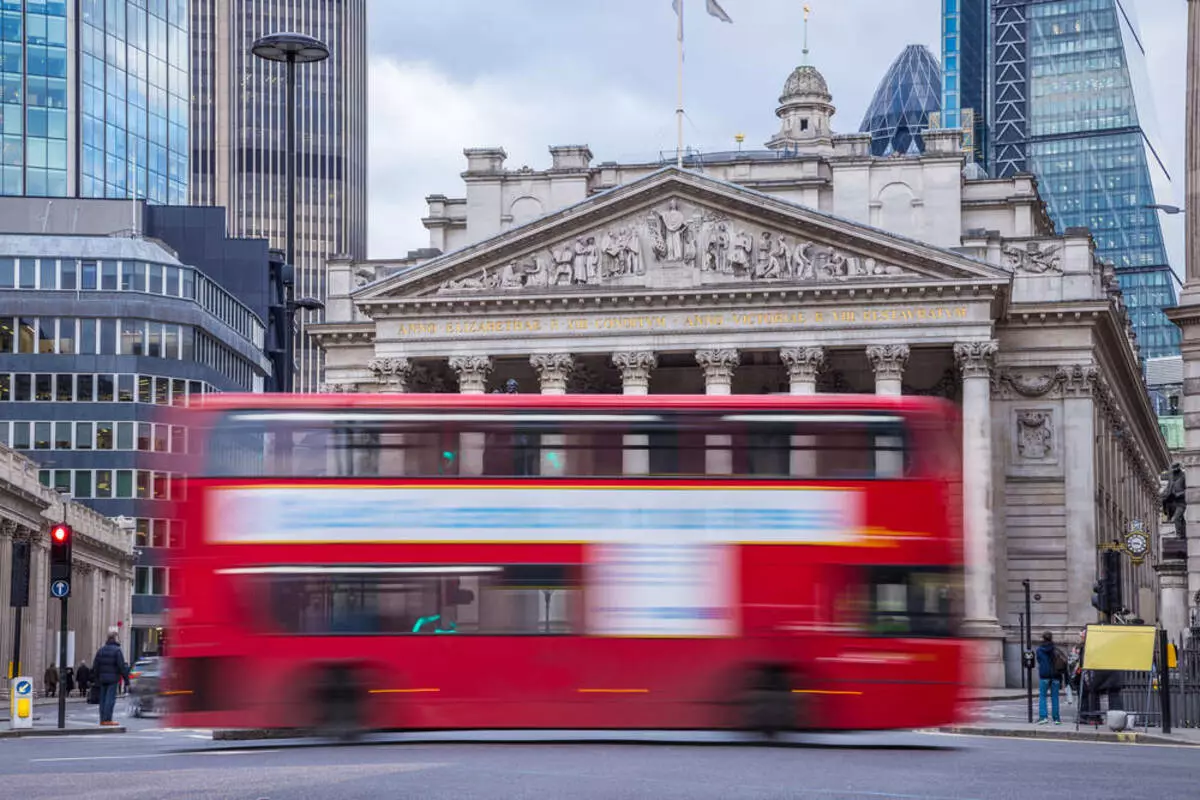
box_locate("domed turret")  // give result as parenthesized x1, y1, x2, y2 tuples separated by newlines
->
(766, 63, 836, 153)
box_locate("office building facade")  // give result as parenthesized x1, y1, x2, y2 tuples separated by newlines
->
(859, 44, 943, 157)
(190, 0, 368, 391)
(942, 0, 1179, 363)
(0, 197, 270, 656)
(0, 0, 189, 202)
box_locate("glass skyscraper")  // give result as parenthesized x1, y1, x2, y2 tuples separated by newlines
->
(940, 0, 989, 168)
(0, 0, 188, 203)
(190, 0, 368, 392)
(942, 0, 1179, 362)
(860, 45, 943, 157)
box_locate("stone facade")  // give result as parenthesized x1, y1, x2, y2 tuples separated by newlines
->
(0, 445, 135, 692)
(312, 64, 1168, 686)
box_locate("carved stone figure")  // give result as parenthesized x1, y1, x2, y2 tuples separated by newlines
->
(770, 235, 790, 278)
(729, 230, 754, 276)
(706, 222, 730, 273)
(1003, 241, 1063, 275)
(660, 199, 687, 261)
(756, 232, 773, 278)
(353, 267, 375, 288)
(552, 245, 575, 285)
(1162, 462, 1187, 539)
(1016, 411, 1053, 459)
(499, 261, 524, 289)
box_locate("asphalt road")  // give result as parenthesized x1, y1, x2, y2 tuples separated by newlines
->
(0, 709, 1196, 799)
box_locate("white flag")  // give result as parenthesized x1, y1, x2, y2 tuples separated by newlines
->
(673, 0, 734, 29)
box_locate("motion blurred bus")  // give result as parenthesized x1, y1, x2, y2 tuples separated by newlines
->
(163, 393, 970, 737)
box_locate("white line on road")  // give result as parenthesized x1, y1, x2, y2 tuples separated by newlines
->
(31, 748, 281, 764)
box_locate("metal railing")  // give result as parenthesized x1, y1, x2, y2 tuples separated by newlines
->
(1105, 635, 1200, 729)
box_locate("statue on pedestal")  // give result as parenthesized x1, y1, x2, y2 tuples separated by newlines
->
(1161, 462, 1187, 539)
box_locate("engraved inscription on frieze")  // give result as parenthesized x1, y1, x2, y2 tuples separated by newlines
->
(432, 198, 916, 295)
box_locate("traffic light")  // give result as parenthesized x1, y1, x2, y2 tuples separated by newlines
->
(1101, 549, 1122, 617)
(49, 523, 72, 584)
(1090, 550, 1123, 620)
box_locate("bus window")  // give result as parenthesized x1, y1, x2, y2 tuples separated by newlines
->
(865, 567, 962, 638)
(251, 565, 579, 636)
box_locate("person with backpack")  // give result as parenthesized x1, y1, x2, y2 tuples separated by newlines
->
(1035, 630, 1065, 725)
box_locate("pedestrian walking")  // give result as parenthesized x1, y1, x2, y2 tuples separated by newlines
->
(76, 662, 91, 698)
(90, 628, 130, 727)
(43, 664, 57, 698)
(1035, 631, 1064, 725)
(62, 665, 75, 698)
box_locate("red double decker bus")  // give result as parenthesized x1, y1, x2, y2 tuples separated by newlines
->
(165, 393, 969, 736)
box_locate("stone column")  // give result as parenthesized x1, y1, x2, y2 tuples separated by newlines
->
(612, 351, 656, 396)
(450, 355, 493, 395)
(780, 347, 824, 477)
(954, 340, 1003, 687)
(369, 357, 413, 476)
(1157, 522, 1190, 641)
(368, 357, 412, 393)
(450, 356, 493, 476)
(696, 350, 739, 475)
(613, 352, 657, 476)
(531, 354, 574, 476)
(531, 353, 574, 396)
(866, 344, 909, 396)
(866, 344, 909, 476)
(1063, 367, 1100, 630)
(780, 346, 824, 395)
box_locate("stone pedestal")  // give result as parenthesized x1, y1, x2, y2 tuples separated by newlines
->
(1156, 555, 1189, 642)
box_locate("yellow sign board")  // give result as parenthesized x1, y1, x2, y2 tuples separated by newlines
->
(1082, 625, 1157, 672)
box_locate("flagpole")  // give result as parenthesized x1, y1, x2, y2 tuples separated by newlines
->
(676, 0, 684, 168)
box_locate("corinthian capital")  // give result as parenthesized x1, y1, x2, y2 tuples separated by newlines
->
(695, 349, 740, 388)
(611, 351, 657, 392)
(530, 353, 575, 393)
(449, 355, 494, 393)
(368, 357, 413, 393)
(780, 346, 825, 385)
(953, 340, 999, 379)
(866, 344, 910, 381)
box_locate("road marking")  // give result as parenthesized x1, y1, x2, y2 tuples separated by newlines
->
(32, 754, 174, 763)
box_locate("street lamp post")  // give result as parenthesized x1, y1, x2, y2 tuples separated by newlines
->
(252, 32, 329, 393)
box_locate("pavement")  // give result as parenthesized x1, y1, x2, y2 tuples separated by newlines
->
(945, 695, 1200, 747)
(0, 695, 127, 737)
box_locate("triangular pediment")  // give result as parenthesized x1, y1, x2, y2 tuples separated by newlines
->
(356, 168, 1011, 305)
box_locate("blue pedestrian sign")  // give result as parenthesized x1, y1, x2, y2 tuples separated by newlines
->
(50, 580, 70, 598)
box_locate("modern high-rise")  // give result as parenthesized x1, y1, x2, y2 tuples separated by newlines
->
(859, 45, 943, 157)
(189, 1, 368, 391)
(940, 0, 989, 169)
(0, 0, 190, 202)
(941, 0, 1180, 363)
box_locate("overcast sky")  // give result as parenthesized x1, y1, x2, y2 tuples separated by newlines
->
(364, 0, 1188, 269)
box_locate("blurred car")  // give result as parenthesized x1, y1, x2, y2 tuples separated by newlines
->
(126, 656, 165, 718)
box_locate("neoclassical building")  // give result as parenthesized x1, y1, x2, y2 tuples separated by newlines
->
(312, 63, 1168, 686)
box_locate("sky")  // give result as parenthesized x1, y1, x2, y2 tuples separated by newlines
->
(364, 0, 1189, 270)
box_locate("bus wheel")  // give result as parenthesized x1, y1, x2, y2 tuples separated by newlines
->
(314, 665, 365, 742)
(744, 666, 798, 739)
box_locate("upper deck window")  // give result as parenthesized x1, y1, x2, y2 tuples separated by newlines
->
(204, 409, 919, 481)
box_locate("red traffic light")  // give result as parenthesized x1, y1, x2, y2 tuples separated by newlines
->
(51, 524, 69, 543)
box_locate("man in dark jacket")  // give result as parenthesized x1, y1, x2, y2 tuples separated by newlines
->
(91, 628, 130, 726)
(76, 662, 91, 698)
(1035, 630, 1063, 725)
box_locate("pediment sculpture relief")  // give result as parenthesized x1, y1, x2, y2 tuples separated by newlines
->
(433, 199, 915, 295)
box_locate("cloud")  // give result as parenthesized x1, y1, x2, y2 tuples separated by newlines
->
(366, 56, 665, 258)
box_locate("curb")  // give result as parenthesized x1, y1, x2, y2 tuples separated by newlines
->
(0, 726, 126, 739)
(934, 725, 1199, 746)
